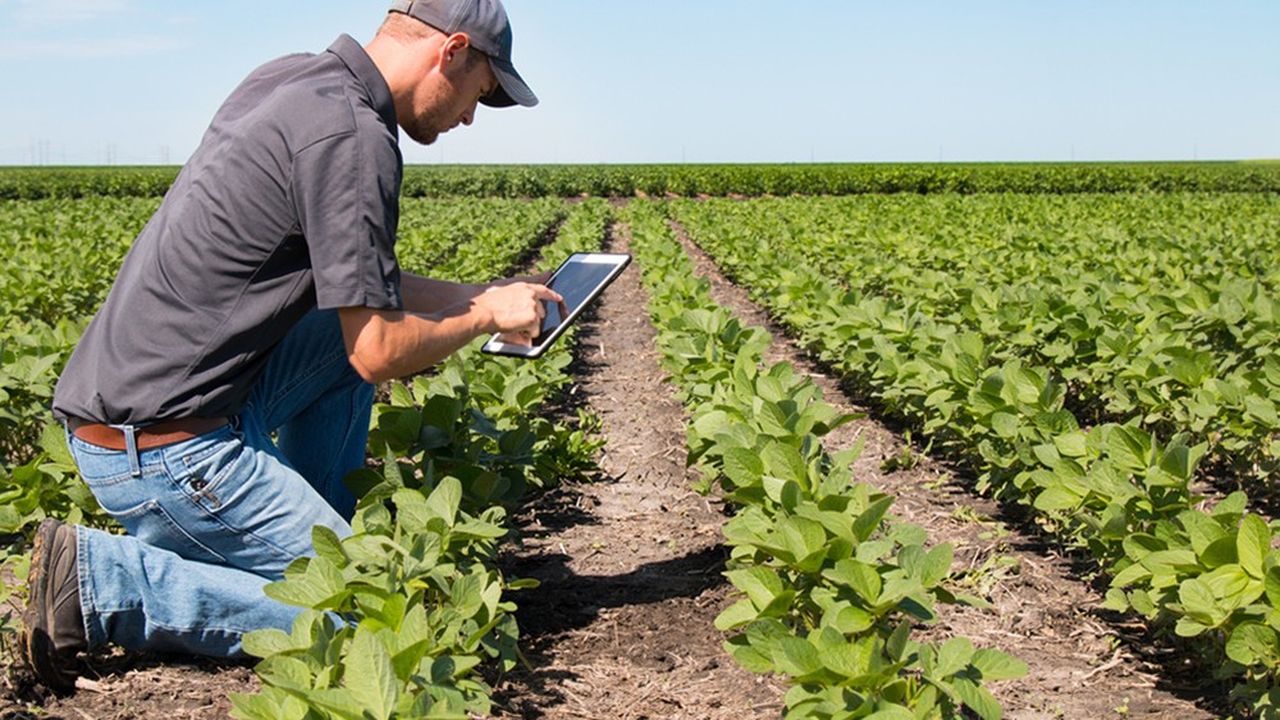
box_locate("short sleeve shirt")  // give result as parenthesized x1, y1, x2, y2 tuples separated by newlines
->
(53, 35, 403, 425)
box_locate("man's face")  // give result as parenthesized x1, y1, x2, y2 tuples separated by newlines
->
(401, 42, 498, 146)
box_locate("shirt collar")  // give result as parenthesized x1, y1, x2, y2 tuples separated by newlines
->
(326, 34, 398, 137)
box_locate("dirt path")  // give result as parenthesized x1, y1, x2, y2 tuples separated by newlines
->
(667, 220, 1222, 720)
(491, 221, 785, 719)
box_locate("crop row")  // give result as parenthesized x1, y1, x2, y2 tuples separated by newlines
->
(670, 193, 1280, 489)
(3, 162, 1280, 200)
(671, 200, 1280, 717)
(230, 199, 612, 718)
(673, 195, 1280, 492)
(625, 200, 1024, 719)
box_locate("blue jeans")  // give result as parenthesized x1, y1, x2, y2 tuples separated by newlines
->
(66, 309, 373, 657)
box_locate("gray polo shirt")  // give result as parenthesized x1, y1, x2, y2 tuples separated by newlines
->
(53, 35, 404, 426)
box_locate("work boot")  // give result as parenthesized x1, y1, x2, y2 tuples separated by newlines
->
(21, 518, 86, 693)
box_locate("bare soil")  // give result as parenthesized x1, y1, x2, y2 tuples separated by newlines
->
(668, 218, 1226, 719)
(490, 220, 785, 719)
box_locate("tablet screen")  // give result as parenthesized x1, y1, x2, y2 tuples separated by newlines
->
(534, 259, 619, 344)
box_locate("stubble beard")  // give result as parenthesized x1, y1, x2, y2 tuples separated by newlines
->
(403, 110, 442, 145)
(400, 83, 448, 146)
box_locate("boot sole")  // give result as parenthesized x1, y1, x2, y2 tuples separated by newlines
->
(21, 519, 77, 694)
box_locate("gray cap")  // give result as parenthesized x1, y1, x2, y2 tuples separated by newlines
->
(388, 0, 537, 108)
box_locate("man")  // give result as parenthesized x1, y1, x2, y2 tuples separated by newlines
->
(22, 0, 555, 693)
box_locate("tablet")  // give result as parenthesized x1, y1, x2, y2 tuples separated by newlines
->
(481, 252, 631, 358)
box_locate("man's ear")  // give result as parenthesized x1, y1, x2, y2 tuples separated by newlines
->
(441, 32, 472, 70)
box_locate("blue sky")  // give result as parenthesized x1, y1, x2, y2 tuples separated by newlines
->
(0, 0, 1276, 165)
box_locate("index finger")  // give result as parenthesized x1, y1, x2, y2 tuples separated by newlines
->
(528, 284, 563, 303)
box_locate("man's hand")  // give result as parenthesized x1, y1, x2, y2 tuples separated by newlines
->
(475, 282, 563, 346)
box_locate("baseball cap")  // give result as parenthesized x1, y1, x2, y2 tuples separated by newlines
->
(388, 0, 538, 108)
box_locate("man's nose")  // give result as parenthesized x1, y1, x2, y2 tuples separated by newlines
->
(460, 110, 474, 126)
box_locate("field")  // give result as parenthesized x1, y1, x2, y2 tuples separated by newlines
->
(2, 162, 1280, 719)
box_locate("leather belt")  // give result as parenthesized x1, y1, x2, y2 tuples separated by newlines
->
(68, 417, 230, 451)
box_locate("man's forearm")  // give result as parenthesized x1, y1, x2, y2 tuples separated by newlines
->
(340, 278, 559, 383)
(340, 303, 490, 383)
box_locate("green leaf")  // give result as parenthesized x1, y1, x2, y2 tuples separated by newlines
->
(762, 441, 808, 485)
(726, 640, 774, 674)
(241, 628, 295, 659)
(311, 525, 348, 567)
(1237, 513, 1270, 580)
(1202, 536, 1239, 568)
(777, 516, 828, 573)
(772, 636, 823, 679)
(715, 599, 758, 630)
(1174, 616, 1210, 638)
(307, 688, 368, 720)
(885, 621, 911, 662)
(426, 476, 462, 527)
(1053, 431, 1088, 458)
(1107, 426, 1150, 472)
(916, 544, 954, 587)
(230, 689, 308, 720)
(727, 567, 785, 610)
(818, 640, 872, 678)
(722, 447, 764, 488)
(951, 676, 1004, 720)
(1177, 577, 1219, 625)
(1180, 511, 1227, 556)
(864, 706, 916, 720)
(852, 496, 894, 542)
(932, 636, 975, 678)
(971, 648, 1028, 681)
(692, 410, 731, 441)
(1226, 622, 1280, 666)
(263, 557, 347, 609)
(825, 559, 881, 604)
(1265, 567, 1280, 607)
(344, 629, 399, 720)
(1033, 485, 1082, 512)
(39, 422, 74, 466)
(391, 488, 430, 532)
(254, 656, 312, 691)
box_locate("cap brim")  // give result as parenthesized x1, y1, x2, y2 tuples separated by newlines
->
(481, 56, 537, 108)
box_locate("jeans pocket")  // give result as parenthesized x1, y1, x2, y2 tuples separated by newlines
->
(174, 432, 251, 514)
(111, 498, 229, 565)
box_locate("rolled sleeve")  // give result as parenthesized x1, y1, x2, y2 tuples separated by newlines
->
(291, 130, 402, 311)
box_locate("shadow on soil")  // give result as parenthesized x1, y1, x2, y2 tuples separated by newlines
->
(490, 545, 730, 719)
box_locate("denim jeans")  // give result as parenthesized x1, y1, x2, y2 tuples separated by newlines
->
(66, 309, 373, 657)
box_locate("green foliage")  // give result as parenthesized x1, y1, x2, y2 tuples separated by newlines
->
(672, 194, 1280, 715)
(229, 485, 518, 720)
(4, 162, 1280, 200)
(626, 200, 1023, 718)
